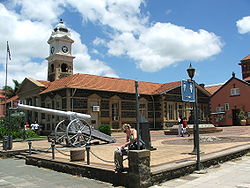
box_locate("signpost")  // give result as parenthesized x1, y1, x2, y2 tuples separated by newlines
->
(181, 80, 195, 102)
(181, 78, 201, 170)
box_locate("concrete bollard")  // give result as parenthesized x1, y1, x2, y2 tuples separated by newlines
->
(85, 145, 90, 165)
(51, 140, 55, 159)
(128, 150, 151, 188)
(28, 141, 32, 155)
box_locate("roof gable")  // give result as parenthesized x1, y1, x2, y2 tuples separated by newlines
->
(242, 54, 250, 61)
(205, 84, 223, 95)
(154, 81, 181, 94)
(210, 76, 250, 97)
(18, 78, 49, 97)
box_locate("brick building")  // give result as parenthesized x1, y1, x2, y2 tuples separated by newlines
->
(209, 60, 250, 126)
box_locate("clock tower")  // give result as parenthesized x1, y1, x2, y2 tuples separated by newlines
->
(46, 19, 75, 82)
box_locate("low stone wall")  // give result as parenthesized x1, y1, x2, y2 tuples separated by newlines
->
(164, 124, 223, 135)
(151, 144, 250, 185)
(26, 156, 129, 187)
(0, 149, 27, 158)
(24, 144, 250, 188)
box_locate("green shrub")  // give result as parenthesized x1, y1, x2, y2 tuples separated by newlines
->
(0, 126, 10, 139)
(0, 126, 37, 140)
(0, 116, 23, 131)
(98, 124, 111, 136)
(26, 130, 37, 138)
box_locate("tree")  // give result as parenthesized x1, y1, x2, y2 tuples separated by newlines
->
(2, 79, 21, 98)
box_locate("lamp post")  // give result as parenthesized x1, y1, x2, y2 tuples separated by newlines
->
(135, 80, 140, 150)
(187, 63, 201, 170)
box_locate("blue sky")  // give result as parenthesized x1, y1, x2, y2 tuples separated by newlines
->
(0, 0, 250, 88)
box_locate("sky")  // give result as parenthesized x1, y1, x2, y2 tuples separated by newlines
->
(0, 0, 250, 88)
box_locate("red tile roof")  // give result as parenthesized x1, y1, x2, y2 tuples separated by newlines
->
(205, 84, 223, 95)
(242, 54, 250, 61)
(154, 81, 181, 94)
(0, 89, 5, 99)
(243, 76, 250, 82)
(0, 95, 19, 105)
(37, 80, 51, 87)
(40, 73, 164, 95)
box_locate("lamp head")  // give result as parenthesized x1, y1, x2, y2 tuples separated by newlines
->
(187, 63, 195, 80)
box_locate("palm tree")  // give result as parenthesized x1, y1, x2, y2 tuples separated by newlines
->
(2, 79, 21, 98)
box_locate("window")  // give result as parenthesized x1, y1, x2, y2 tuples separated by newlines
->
(216, 106, 224, 112)
(230, 88, 240, 96)
(112, 103, 119, 120)
(167, 103, 175, 120)
(225, 103, 230, 111)
(61, 63, 68, 72)
(177, 104, 184, 119)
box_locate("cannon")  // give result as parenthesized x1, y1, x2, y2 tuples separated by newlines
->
(17, 104, 116, 147)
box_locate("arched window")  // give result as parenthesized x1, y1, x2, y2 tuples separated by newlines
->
(61, 63, 68, 72)
(51, 64, 54, 72)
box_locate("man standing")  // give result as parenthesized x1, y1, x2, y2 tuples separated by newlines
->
(178, 115, 183, 137)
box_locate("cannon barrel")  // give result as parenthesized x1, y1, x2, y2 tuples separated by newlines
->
(17, 104, 91, 119)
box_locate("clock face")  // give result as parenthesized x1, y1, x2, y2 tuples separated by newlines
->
(62, 46, 68, 53)
(50, 46, 55, 54)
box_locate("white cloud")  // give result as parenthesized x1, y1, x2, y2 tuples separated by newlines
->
(0, 1, 117, 87)
(66, 0, 147, 33)
(93, 37, 106, 46)
(71, 31, 118, 77)
(68, 0, 222, 72)
(108, 23, 223, 72)
(12, 0, 65, 23)
(236, 16, 250, 34)
(0, 0, 224, 87)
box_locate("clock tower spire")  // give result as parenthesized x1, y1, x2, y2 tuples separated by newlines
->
(46, 19, 75, 82)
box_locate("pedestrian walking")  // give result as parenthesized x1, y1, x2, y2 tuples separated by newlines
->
(178, 115, 183, 137)
(183, 117, 190, 137)
(31, 121, 40, 134)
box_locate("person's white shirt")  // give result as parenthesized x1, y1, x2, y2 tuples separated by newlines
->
(31, 123, 39, 130)
(33, 123, 39, 130)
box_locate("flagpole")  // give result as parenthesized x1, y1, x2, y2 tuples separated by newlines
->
(4, 41, 10, 116)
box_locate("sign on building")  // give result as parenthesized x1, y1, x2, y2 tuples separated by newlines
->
(181, 80, 196, 102)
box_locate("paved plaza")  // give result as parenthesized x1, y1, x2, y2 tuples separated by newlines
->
(1, 126, 250, 169)
(1, 126, 250, 187)
(151, 154, 250, 188)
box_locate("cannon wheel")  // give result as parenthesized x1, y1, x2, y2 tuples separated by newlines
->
(54, 120, 68, 145)
(66, 119, 92, 147)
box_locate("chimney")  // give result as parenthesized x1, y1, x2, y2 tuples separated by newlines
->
(199, 83, 205, 88)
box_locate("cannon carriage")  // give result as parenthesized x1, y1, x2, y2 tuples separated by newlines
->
(17, 104, 115, 147)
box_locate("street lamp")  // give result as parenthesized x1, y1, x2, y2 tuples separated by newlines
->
(187, 63, 201, 170)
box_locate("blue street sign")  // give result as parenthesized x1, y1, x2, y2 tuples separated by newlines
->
(181, 80, 196, 102)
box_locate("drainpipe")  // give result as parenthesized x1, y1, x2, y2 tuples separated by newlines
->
(150, 95, 156, 129)
(71, 88, 77, 112)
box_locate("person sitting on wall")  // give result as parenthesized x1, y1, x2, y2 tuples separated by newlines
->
(114, 123, 138, 173)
